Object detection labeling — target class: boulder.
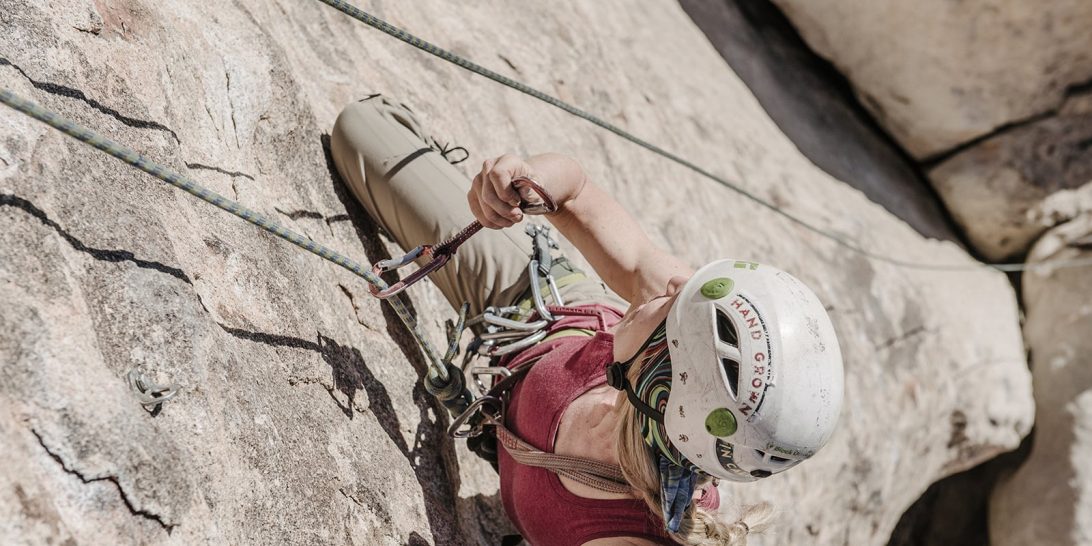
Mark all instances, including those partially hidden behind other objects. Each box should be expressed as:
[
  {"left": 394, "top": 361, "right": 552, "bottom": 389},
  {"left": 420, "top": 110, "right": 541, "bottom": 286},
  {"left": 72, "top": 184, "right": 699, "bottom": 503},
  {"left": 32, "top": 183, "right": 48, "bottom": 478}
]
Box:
[
  {"left": 769, "top": 0, "right": 1092, "bottom": 159},
  {"left": 0, "top": 0, "right": 1031, "bottom": 544},
  {"left": 928, "top": 92, "right": 1092, "bottom": 261},
  {"left": 991, "top": 214, "right": 1092, "bottom": 546}
]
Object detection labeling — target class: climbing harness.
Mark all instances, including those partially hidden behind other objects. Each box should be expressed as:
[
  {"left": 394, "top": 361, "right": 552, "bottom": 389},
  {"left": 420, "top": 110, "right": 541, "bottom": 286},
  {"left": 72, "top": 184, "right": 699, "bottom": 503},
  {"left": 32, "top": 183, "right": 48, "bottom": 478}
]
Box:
[
  {"left": 449, "top": 329, "right": 632, "bottom": 493},
  {"left": 369, "top": 176, "right": 557, "bottom": 299}
]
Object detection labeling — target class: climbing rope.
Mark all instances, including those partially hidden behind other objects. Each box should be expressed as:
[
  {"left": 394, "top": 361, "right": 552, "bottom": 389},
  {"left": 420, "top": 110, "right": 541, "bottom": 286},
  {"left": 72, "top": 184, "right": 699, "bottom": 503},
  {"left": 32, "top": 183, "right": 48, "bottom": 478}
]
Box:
[
  {"left": 0, "top": 89, "right": 455, "bottom": 386},
  {"left": 313, "top": 0, "right": 1092, "bottom": 273}
]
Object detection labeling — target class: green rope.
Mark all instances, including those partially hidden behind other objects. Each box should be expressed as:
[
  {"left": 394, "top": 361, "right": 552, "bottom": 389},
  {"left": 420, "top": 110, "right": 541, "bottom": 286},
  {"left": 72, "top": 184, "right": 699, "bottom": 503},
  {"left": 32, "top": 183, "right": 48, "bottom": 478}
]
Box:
[
  {"left": 314, "top": 0, "right": 1092, "bottom": 274},
  {"left": 0, "top": 88, "right": 450, "bottom": 381}
]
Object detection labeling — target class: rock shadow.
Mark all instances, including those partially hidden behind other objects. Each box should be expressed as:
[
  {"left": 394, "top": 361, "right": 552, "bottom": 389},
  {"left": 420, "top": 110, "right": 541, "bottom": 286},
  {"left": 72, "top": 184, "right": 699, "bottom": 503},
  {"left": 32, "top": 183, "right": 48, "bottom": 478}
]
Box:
[
  {"left": 217, "top": 324, "right": 394, "bottom": 424},
  {"left": 235, "top": 131, "right": 468, "bottom": 544}
]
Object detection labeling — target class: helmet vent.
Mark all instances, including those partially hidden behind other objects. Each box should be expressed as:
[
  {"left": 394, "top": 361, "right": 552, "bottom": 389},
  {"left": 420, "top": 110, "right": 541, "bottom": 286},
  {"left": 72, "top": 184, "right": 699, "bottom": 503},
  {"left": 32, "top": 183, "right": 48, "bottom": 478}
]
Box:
[
  {"left": 716, "top": 309, "right": 741, "bottom": 398},
  {"left": 715, "top": 310, "right": 738, "bottom": 346},
  {"left": 753, "top": 448, "right": 792, "bottom": 465},
  {"left": 721, "top": 358, "right": 739, "bottom": 397}
]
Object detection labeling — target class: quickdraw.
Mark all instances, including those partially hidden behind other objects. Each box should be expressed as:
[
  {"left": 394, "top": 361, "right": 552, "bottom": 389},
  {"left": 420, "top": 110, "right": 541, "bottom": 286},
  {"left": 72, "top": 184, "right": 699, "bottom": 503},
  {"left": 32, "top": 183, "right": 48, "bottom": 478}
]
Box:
[{"left": 368, "top": 177, "right": 557, "bottom": 298}]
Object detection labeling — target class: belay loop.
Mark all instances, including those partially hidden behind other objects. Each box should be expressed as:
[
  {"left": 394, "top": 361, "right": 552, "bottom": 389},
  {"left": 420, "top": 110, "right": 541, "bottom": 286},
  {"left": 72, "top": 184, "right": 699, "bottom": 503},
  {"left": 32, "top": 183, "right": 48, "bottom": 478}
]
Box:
[{"left": 368, "top": 176, "right": 558, "bottom": 299}]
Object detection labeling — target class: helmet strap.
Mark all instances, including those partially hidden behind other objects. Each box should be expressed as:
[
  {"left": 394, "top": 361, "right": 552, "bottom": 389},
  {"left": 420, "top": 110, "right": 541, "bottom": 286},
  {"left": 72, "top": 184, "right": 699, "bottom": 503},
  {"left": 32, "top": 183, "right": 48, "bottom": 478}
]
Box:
[{"left": 606, "top": 361, "right": 664, "bottom": 424}]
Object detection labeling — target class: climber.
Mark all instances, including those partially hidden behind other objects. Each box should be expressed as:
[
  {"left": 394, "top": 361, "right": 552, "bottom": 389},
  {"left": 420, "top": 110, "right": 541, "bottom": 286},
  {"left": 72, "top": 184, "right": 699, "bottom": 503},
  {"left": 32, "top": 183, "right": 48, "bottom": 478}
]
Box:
[{"left": 329, "top": 95, "right": 844, "bottom": 545}]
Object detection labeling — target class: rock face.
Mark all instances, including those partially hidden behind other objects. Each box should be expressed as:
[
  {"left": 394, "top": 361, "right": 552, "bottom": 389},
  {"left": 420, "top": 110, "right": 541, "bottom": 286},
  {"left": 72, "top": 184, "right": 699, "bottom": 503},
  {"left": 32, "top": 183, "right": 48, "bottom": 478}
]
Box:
[
  {"left": 769, "top": 0, "right": 1092, "bottom": 160},
  {"left": 990, "top": 215, "right": 1092, "bottom": 546},
  {"left": 0, "top": 0, "right": 1031, "bottom": 545},
  {"left": 929, "top": 92, "right": 1092, "bottom": 261}
]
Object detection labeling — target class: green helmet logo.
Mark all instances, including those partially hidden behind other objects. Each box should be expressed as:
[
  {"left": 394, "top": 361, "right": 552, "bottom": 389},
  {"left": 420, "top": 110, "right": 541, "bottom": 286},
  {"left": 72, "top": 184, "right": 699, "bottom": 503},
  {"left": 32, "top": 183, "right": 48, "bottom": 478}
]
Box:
[
  {"left": 705, "top": 408, "right": 737, "bottom": 437},
  {"left": 700, "top": 277, "right": 734, "bottom": 300}
]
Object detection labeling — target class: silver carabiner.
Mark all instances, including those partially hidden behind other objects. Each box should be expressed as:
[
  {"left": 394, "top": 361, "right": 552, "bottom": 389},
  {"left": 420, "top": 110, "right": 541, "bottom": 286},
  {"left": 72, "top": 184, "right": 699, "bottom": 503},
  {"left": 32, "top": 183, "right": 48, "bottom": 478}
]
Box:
[
  {"left": 126, "top": 368, "right": 178, "bottom": 408},
  {"left": 448, "top": 395, "right": 502, "bottom": 438},
  {"left": 477, "top": 329, "right": 548, "bottom": 357},
  {"left": 471, "top": 365, "right": 513, "bottom": 394},
  {"left": 480, "top": 312, "right": 549, "bottom": 332}
]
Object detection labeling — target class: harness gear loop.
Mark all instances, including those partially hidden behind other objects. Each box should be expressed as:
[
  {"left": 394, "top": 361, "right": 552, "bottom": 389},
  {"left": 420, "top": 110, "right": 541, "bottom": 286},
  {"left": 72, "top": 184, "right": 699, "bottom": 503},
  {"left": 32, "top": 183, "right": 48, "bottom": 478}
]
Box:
[
  {"left": 465, "top": 226, "right": 568, "bottom": 358},
  {"left": 368, "top": 176, "right": 557, "bottom": 299}
]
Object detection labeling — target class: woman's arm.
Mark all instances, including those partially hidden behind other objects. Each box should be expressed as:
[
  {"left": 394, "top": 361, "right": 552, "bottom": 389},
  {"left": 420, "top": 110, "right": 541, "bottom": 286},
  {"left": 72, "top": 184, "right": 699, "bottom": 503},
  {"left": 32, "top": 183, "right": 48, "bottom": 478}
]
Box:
[{"left": 468, "top": 153, "right": 692, "bottom": 305}]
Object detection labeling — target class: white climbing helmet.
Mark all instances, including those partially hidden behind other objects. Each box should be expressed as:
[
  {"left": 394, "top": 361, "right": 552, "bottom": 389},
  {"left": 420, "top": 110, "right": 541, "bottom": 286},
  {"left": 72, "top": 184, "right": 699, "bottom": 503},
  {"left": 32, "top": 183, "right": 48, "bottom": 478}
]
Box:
[{"left": 662, "top": 259, "right": 844, "bottom": 482}]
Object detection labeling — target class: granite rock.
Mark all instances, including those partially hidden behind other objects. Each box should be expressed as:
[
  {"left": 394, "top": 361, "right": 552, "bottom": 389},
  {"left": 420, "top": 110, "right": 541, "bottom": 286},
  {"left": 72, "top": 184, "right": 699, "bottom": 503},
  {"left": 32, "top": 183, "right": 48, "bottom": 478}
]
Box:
[
  {"left": 0, "top": 0, "right": 1031, "bottom": 544},
  {"left": 928, "top": 92, "right": 1092, "bottom": 261},
  {"left": 770, "top": 0, "right": 1092, "bottom": 159},
  {"left": 991, "top": 214, "right": 1092, "bottom": 546}
]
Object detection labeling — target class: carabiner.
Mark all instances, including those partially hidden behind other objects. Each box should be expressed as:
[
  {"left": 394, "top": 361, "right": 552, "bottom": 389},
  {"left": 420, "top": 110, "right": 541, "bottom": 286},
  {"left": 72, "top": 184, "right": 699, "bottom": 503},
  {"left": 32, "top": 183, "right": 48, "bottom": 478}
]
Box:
[{"left": 448, "top": 395, "right": 503, "bottom": 439}]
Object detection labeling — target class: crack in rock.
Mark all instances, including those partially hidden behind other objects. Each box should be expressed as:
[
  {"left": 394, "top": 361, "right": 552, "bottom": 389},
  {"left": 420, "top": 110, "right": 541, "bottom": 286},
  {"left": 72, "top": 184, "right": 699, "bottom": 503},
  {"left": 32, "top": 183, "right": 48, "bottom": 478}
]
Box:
[
  {"left": 925, "top": 76, "right": 1092, "bottom": 166},
  {"left": 0, "top": 57, "right": 179, "bottom": 143},
  {"left": 876, "top": 325, "right": 929, "bottom": 351},
  {"left": 1, "top": 193, "right": 192, "bottom": 284},
  {"left": 184, "top": 162, "right": 255, "bottom": 181},
  {"left": 223, "top": 68, "right": 240, "bottom": 149},
  {"left": 72, "top": 25, "right": 102, "bottom": 35},
  {"left": 217, "top": 322, "right": 321, "bottom": 352},
  {"left": 30, "top": 428, "right": 176, "bottom": 532},
  {"left": 338, "top": 487, "right": 365, "bottom": 508},
  {"left": 337, "top": 283, "right": 376, "bottom": 331},
  {"left": 497, "top": 54, "right": 521, "bottom": 75},
  {"left": 273, "top": 207, "right": 325, "bottom": 221}
]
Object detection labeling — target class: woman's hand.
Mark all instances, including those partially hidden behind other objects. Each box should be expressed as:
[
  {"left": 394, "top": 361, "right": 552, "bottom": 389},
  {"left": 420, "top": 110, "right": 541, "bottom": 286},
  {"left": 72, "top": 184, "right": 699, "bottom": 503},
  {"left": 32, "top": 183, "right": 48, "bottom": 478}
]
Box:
[
  {"left": 468, "top": 154, "right": 531, "bottom": 229},
  {"left": 467, "top": 153, "right": 586, "bottom": 229}
]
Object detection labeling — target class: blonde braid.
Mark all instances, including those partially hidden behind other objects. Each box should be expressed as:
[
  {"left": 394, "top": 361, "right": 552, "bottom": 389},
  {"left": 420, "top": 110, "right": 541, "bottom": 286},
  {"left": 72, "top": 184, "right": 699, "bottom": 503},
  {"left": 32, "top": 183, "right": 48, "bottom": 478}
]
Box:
[{"left": 614, "top": 364, "right": 774, "bottom": 545}]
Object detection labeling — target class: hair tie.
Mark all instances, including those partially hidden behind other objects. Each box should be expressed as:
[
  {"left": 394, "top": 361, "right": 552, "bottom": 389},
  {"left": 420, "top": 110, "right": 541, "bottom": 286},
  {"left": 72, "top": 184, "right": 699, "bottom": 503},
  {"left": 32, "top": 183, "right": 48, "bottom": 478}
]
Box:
[
  {"left": 733, "top": 521, "right": 750, "bottom": 534},
  {"left": 696, "top": 482, "right": 720, "bottom": 510}
]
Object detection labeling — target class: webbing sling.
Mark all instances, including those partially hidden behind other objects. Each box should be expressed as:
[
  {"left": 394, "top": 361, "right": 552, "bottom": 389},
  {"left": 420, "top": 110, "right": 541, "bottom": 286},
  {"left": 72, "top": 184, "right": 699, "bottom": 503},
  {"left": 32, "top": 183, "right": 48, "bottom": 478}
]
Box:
[{"left": 477, "top": 348, "right": 632, "bottom": 495}]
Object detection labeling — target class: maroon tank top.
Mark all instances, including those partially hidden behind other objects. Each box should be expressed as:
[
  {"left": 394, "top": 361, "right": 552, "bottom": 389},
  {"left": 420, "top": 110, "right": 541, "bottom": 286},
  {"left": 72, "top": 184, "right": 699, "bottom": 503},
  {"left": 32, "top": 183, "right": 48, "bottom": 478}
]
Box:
[{"left": 498, "top": 304, "right": 673, "bottom": 545}]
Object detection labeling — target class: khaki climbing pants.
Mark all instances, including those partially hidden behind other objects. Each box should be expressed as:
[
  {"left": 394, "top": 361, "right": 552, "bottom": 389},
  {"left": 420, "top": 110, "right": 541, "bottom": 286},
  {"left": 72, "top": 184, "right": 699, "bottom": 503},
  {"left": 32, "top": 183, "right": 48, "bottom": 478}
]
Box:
[{"left": 330, "top": 96, "right": 626, "bottom": 317}]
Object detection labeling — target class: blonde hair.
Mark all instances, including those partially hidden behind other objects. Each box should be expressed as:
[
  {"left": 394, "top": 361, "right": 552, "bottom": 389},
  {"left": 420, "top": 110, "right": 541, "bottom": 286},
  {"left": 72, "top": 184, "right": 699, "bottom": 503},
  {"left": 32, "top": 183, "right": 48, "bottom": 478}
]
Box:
[{"left": 614, "top": 364, "right": 775, "bottom": 545}]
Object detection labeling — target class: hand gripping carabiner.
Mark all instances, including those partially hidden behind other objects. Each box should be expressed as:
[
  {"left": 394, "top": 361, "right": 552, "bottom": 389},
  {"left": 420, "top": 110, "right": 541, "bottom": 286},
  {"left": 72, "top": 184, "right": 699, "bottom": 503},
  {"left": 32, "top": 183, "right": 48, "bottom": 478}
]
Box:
[{"left": 369, "top": 177, "right": 557, "bottom": 299}]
